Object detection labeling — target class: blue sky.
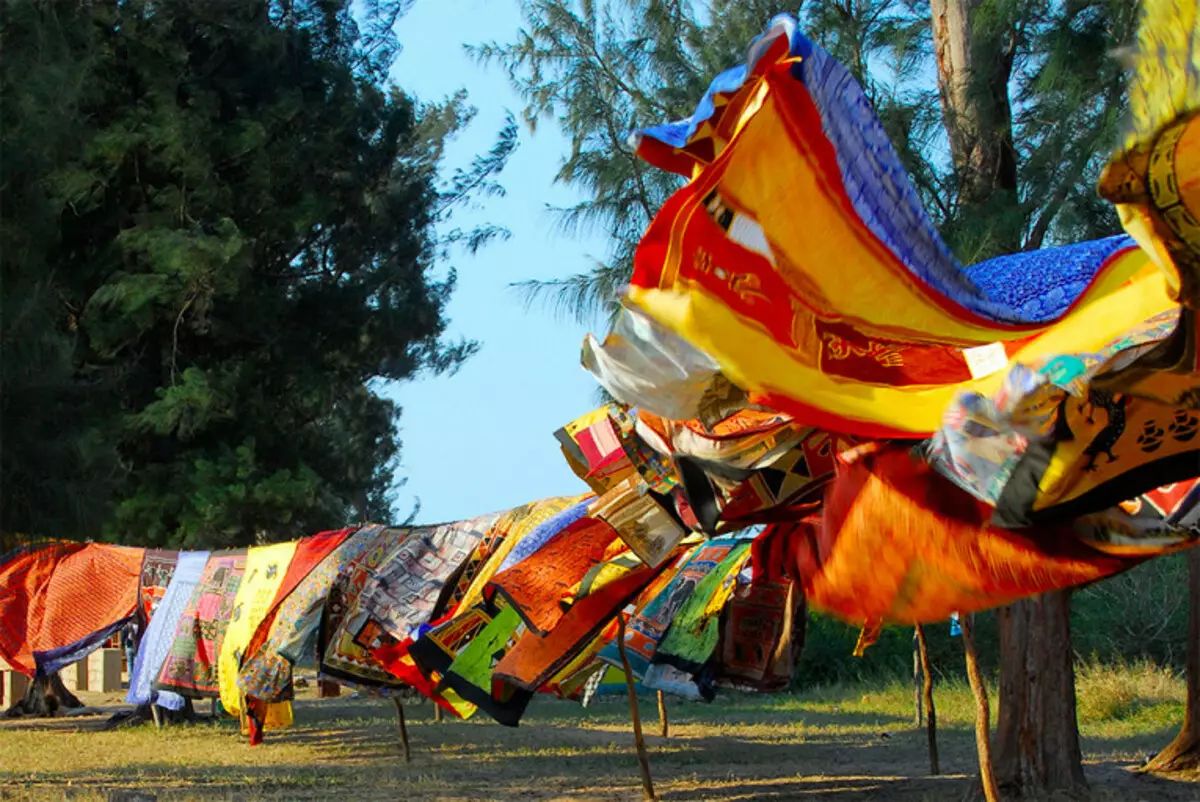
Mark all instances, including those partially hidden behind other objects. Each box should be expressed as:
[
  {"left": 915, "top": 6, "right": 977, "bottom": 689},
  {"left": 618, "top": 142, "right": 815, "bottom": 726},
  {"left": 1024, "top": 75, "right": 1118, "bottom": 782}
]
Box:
[{"left": 381, "top": 0, "right": 611, "bottom": 524}]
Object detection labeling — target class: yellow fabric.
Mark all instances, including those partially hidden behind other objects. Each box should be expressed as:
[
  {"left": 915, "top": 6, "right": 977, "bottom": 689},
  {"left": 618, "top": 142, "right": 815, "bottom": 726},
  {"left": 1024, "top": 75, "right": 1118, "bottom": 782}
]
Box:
[
  {"left": 629, "top": 258, "right": 1174, "bottom": 436},
  {"left": 218, "top": 541, "right": 297, "bottom": 718}
]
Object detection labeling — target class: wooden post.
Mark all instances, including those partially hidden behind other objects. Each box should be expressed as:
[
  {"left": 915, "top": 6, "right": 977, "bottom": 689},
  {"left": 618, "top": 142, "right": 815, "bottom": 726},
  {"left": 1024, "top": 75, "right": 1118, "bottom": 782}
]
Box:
[
  {"left": 150, "top": 703, "right": 163, "bottom": 730},
  {"left": 656, "top": 690, "right": 669, "bottom": 738},
  {"left": 915, "top": 625, "right": 939, "bottom": 775},
  {"left": 912, "top": 629, "right": 923, "bottom": 727},
  {"left": 434, "top": 704, "right": 443, "bottom": 723},
  {"left": 393, "top": 697, "right": 411, "bottom": 763},
  {"left": 961, "top": 613, "right": 999, "bottom": 802},
  {"left": 616, "top": 614, "right": 656, "bottom": 801}
]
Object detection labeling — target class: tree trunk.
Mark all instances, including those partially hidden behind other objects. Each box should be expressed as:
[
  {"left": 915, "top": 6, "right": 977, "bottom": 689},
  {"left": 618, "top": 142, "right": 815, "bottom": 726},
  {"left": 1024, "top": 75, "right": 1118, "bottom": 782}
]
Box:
[
  {"left": 4, "top": 672, "right": 83, "bottom": 718},
  {"left": 1143, "top": 548, "right": 1200, "bottom": 772},
  {"left": 928, "top": 0, "right": 1021, "bottom": 254},
  {"left": 995, "top": 591, "right": 1087, "bottom": 797}
]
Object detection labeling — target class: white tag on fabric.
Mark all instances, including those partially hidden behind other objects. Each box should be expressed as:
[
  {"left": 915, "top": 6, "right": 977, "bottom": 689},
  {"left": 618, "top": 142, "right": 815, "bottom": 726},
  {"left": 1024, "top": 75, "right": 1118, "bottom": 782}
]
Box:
[{"left": 962, "top": 342, "right": 1009, "bottom": 379}]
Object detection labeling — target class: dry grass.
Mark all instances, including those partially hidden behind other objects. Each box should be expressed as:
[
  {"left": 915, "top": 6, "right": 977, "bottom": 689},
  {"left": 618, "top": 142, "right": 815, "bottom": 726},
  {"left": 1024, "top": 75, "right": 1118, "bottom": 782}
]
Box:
[{"left": 0, "top": 668, "right": 1196, "bottom": 801}]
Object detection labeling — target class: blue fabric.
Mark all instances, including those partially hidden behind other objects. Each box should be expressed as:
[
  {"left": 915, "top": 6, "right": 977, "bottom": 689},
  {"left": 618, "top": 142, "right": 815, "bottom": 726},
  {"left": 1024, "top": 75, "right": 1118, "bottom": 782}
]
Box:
[
  {"left": 634, "top": 14, "right": 1137, "bottom": 326},
  {"left": 36, "top": 618, "right": 132, "bottom": 678},
  {"left": 127, "top": 550, "right": 209, "bottom": 709},
  {"left": 496, "top": 499, "right": 592, "bottom": 574}
]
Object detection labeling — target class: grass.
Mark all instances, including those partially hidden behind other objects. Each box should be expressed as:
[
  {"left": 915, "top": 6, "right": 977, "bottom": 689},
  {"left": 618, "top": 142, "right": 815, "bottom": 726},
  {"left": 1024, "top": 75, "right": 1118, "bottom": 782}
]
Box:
[{"left": 0, "top": 664, "right": 1195, "bottom": 801}]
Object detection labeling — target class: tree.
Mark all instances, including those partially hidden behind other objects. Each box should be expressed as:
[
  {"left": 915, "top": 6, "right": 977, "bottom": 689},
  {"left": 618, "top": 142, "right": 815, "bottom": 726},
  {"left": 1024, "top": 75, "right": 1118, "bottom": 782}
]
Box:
[
  {"left": 1143, "top": 548, "right": 1200, "bottom": 772},
  {"left": 483, "top": 1, "right": 1142, "bottom": 797},
  {"left": 1, "top": 0, "right": 515, "bottom": 549}
]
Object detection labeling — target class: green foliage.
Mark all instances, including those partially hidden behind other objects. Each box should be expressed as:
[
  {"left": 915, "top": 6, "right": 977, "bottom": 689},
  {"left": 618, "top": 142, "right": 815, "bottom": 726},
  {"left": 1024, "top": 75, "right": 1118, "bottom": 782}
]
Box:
[
  {"left": 482, "top": 0, "right": 1137, "bottom": 321},
  {"left": 1, "top": 0, "right": 513, "bottom": 547}
]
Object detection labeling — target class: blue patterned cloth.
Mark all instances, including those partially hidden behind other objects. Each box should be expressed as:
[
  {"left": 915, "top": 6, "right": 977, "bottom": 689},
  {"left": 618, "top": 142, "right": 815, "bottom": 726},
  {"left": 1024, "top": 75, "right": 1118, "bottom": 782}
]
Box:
[{"left": 127, "top": 550, "right": 209, "bottom": 710}]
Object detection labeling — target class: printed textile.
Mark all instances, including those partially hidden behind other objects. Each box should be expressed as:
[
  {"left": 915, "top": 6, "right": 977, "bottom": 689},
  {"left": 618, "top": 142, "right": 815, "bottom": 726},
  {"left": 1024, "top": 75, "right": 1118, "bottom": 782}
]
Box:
[
  {"left": 791, "top": 446, "right": 1170, "bottom": 628},
  {"left": 236, "top": 528, "right": 352, "bottom": 696},
  {"left": 588, "top": 476, "right": 688, "bottom": 568},
  {"left": 436, "top": 600, "right": 533, "bottom": 727},
  {"left": 622, "top": 14, "right": 1171, "bottom": 437},
  {"left": 31, "top": 544, "right": 145, "bottom": 676},
  {"left": 318, "top": 526, "right": 418, "bottom": 689},
  {"left": 598, "top": 541, "right": 739, "bottom": 678},
  {"left": 493, "top": 555, "right": 665, "bottom": 695},
  {"left": 128, "top": 551, "right": 209, "bottom": 708},
  {"left": 716, "top": 578, "right": 803, "bottom": 692},
  {"left": 497, "top": 498, "right": 593, "bottom": 573},
  {"left": 139, "top": 550, "right": 179, "bottom": 623},
  {"left": 155, "top": 551, "right": 247, "bottom": 698},
  {"left": 218, "top": 541, "right": 298, "bottom": 717},
  {"left": 356, "top": 514, "right": 499, "bottom": 643},
  {"left": 0, "top": 542, "right": 85, "bottom": 675},
  {"left": 652, "top": 541, "right": 752, "bottom": 676},
  {"left": 238, "top": 526, "right": 381, "bottom": 702},
  {"left": 486, "top": 517, "right": 625, "bottom": 635}
]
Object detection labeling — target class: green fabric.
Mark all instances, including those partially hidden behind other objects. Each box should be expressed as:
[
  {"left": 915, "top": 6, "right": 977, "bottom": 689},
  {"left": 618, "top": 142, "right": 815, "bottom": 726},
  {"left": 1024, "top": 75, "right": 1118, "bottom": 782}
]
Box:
[{"left": 654, "top": 542, "right": 751, "bottom": 674}]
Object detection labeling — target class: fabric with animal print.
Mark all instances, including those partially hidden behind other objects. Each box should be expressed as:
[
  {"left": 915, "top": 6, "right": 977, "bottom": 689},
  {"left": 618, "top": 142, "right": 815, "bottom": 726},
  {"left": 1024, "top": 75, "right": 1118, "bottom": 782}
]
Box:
[{"left": 217, "top": 541, "right": 297, "bottom": 721}]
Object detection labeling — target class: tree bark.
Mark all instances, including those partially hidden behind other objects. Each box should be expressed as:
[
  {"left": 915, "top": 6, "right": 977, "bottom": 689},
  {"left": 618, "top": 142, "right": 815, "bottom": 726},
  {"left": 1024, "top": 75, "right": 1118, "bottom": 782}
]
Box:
[
  {"left": 916, "top": 625, "right": 939, "bottom": 775},
  {"left": 995, "top": 592, "right": 1087, "bottom": 797},
  {"left": 4, "top": 672, "right": 83, "bottom": 718},
  {"left": 1143, "top": 548, "right": 1200, "bottom": 772},
  {"left": 928, "top": 0, "right": 1021, "bottom": 254},
  {"left": 962, "top": 613, "right": 1000, "bottom": 802}
]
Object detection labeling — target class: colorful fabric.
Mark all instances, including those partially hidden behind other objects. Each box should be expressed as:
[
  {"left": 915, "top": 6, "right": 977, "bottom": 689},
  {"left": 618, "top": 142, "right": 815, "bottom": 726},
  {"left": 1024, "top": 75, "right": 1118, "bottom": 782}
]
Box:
[
  {"left": 925, "top": 308, "right": 1180, "bottom": 510},
  {"left": 493, "top": 558, "right": 663, "bottom": 695},
  {"left": 436, "top": 600, "right": 533, "bottom": 727},
  {"left": 716, "top": 578, "right": 803, "bottom": 692},
  {"left": 356, "top": 515, "right": 498, "bottom": 643},
  {"left": 623, "top": 14, "right": 1171, "bottom": 437},
  {"left": 128, "top": 551, "right": 209, "bottom": 708},
  {"left": 598, "top": 540, "right": 738, "bottom": 678},
  {"left": 236, "top": 528, "right": 352, "bottom": 697},
  {"left": 155, "top": 551, "right": 247, "bottom": 698},
  {"left": 497, "top": 498, "right": 593, "bottom": 573},
  {"left": 486, "top": 517, "right": 624, "bottom": 635},
  {"left": 0, "top": 542, "right": 85, "bottom": 675},
  {"left": 319, "top": 526, "right": 416, "bottom": 689},
  {"left": 791, "top": 446, "right": 1174, "bottom": 627},
  {"left": 652, "top": 541, "right": 752, "bottom": 676},
  {"left": 218, "top": 541, "right": 298, "bottom": 717},
  {"left": 588, "top": 476, "right": 688, "bottom": 567},
  {"left": 31, "top": 544, "right": 145, "bottom": 677},
  {"left": 238, "top": 525, "right": 381, "bottom": 702},
  {"left": 139, "top": 550, "right": 179, "bottom": 623}
]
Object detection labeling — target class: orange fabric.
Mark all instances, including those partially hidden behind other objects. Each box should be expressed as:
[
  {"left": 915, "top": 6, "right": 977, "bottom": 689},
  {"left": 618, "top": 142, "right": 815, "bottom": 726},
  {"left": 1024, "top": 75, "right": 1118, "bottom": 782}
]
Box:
[
  {"left": 29, "top": 544, "right": 144, "bottom": 666},
  {"left": 784, "top": 447, "right": 1137, "bottom": 627},
  {"left": 0, "top": 543, "right": 85, "bottom": 675}
]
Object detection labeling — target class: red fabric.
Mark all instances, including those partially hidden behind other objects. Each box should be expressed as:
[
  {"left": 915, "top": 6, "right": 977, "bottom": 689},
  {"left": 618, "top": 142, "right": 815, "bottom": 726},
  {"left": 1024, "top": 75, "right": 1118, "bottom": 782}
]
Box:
[
  {"left": 241, "top": 528, "right": 351, "bottom": 671},
  {"left": 775, "top": 446, "right": 1136, "bottom": 626},
  {"left": 0, "top": 543, "right": 85, "bottom": 675},
  {"left": 485, "top": 517, "right": 623, "bottom": 635},
  {"left": 28, "top": 544, "right": 143, "bottom": 670}
]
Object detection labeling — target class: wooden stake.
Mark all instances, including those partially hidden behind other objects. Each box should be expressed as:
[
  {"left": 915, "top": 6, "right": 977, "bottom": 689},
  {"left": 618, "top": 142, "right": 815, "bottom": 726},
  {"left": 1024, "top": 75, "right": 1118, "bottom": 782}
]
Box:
[
  {"left": 434, "top": 704, "right": 444, "bottom": 723},
  {"left": 150, "top": 703, "right": 163, "bottom": 730},
  {"left": 393, "top": 697, "right": 411, "bottom": 763},
  {"left": 915, "top": 624, "right": 939, "bottom": 775},
  {"left": 656, "top": 690, "right": 669, "bottom": 738},
  {"left": 617, "top": 615, "right": 656, "bottom": 800},
  {"left": 961, "top": 613, "right": 999, "bottom": 802},
  {"left": 912, "top": 629, "right": 923, "bottom": 727}
]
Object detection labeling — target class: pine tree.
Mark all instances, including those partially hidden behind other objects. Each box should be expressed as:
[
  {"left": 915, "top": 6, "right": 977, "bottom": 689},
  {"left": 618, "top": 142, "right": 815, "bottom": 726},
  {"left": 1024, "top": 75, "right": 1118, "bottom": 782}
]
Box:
[{"left": 0, "top": 0, "right": 515, "bottom": 548}]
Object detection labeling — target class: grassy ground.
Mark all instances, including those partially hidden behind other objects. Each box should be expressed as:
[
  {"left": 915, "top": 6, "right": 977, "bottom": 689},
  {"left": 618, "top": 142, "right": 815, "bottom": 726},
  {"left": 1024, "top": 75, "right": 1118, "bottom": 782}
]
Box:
[{"left": 0, "top": 662, "right": 1197, "bottom": 801}]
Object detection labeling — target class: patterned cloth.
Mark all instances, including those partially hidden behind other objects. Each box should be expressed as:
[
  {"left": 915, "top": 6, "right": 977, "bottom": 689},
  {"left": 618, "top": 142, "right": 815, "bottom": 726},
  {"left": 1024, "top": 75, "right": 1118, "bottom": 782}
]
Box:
[
  {"left": 598, "top": 541, "right": 738, "bottom": 679},
  {"left": 238, "top": 526, "right": 381, "bottom": 702},
  {"left": 716, "top": 578, "right": 803, "bottom": 692},
  {"left": 139, "top": 550, "right": 179, "bottom": 623},
  {"left": 218, "top": 541, "right": 298, "bottom": 717},
  {"left": 0, "top": 542, "right": 85, "bottom": 675},
  {"left": 31, "top": 544, "right": 145, "bottom": 677},
  {"left": 155, "top": 552, "right": 247, "bottom": 698},
  {"left": 128, "top": 551, "right": 209, "bottom": 708},
  {"left": 622, "top": 14, "right": 1170, "bottom": 437}
]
